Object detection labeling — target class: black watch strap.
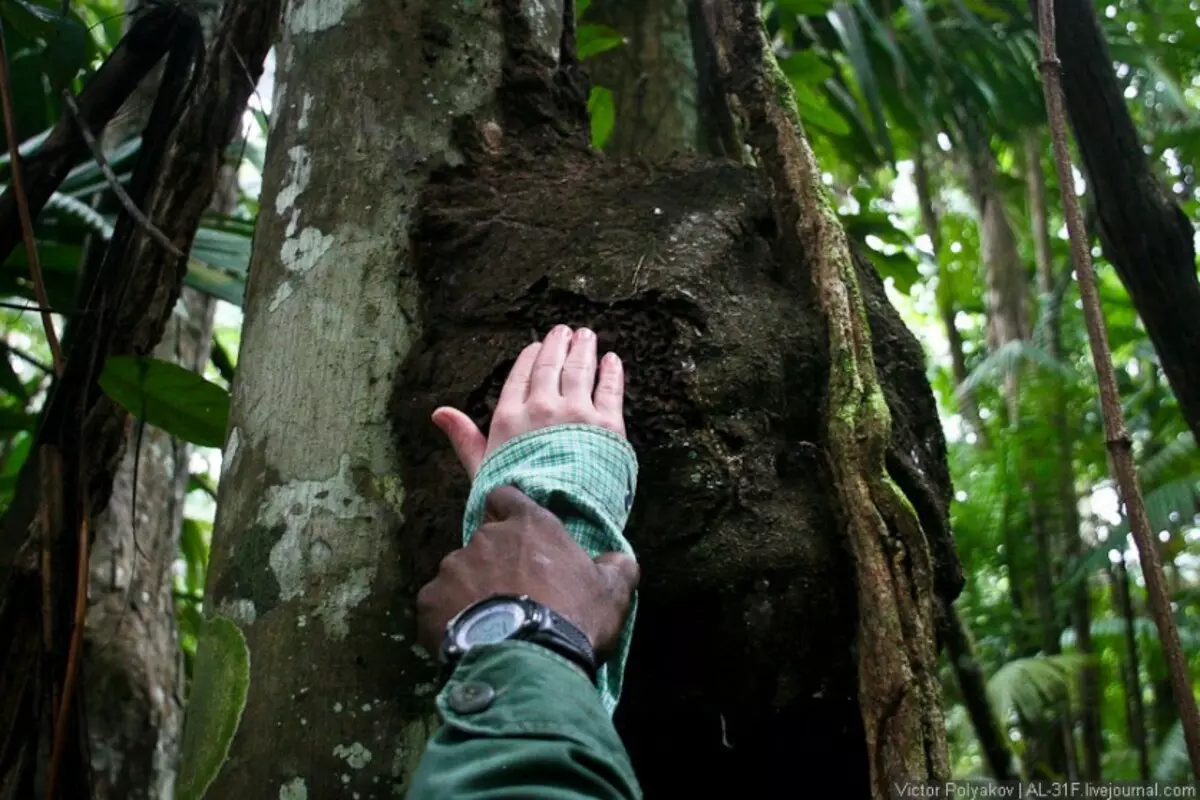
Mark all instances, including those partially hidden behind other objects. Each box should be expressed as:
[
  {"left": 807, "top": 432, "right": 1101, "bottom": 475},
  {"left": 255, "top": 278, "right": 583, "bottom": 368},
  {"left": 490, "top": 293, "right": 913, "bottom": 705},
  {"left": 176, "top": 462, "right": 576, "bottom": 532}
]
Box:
[{"left": 525, "top": 608, "right": 598, "bottom": 682}]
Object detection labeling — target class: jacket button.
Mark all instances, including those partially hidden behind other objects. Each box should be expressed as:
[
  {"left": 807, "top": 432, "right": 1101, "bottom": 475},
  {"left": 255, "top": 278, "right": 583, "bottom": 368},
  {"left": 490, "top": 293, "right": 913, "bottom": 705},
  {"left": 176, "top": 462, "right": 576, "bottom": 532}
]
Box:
[{"left": 446, "top": 681, "right": 495, "bottom": 714}]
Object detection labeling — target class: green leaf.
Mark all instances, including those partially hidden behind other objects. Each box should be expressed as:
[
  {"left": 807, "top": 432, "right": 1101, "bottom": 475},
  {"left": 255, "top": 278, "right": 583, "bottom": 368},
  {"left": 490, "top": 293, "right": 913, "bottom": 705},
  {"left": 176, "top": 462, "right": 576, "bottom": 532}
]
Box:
[
  {"left": 177, "top": 616, "right": 251, "bottom": 800},
  {"left": 790, "top": 79, "right": 851, "bottom": 135},
  {"left": 188, "top": 472, "right": 219, "bottom": 499},
  {"left": 576, "top": 24, "right": 625, "bottom": 60},
  {"left": 777, "top": 0, "right": 837, "bottom": 15},
  {"left": 865, "top": 247, "right": 919, "bottom": 293},
  {"left": 98, "top": 356, "right": 231, "bottom": 448},
  {"left": 899, "top": 0, "right": 939, "bottom": 62},
  {"left": 827, "top": 3, "right": 893, "bottom": 161},
  {"left": 988, "top": 654, "right": 1086, "bottom": 723},
  {"left": 180, "top": 518, "right": 211, "bottom": 596},
  {"left": 0, "top": 0, "right": 59, "bottom": 40},
  {"left": 588, "top": 86, "right": 615, "bottom": 151},
  {"left": 45, "top": 191, "right": 113, "bottom": 237},
  {"left": 0, "top": 344, "right": 27, "bottom": 399},
  {"left": 40, "top": 15, "right": 89, "bottom": 92},
  {"left": 779, "top": 50, "right": 834, "bottom": 85},
  {"left": 0, "top": 406, "right": 37, "bottom": 433}
]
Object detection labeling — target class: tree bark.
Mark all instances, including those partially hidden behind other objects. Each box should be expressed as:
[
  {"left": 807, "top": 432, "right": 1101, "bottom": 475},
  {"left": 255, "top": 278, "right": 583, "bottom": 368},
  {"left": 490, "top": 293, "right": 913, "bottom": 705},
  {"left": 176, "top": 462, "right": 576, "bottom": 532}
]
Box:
[
  {"left": 586, "top": 0, "right": 700, "bottom": 158},
  {"left": 200, "top": 1, "right": 960, "bottom": 796},
  {"left": 81, "top": 6, "right": 229, "bottom": 794},
  {"left": 943, "top": 606, "right": 1019, "bottom": 781},
  {"left": 1046, "top": 0, "right": 1200, "bottom": 443},
  {"left": 1025, "top": 129, "right": 1103, "bottom": 781},
  {"left": 962, "top": 121, "right": 1075, "bottom": 780},
  {"left": 912, "top": 141, "right": 983, "bottom": 437},
  {"left": 0, "top": 0, "right": 271, "bottom": 793}
]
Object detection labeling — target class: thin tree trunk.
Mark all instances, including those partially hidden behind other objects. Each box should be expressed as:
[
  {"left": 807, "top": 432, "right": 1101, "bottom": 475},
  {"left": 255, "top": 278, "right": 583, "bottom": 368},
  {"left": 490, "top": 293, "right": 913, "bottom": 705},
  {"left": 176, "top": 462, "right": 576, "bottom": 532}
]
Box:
[
  {"left": 1042, "top": 0, "right": 1200, "bottom": 443},
  {"left": 944, "top": 606, "right": 1020, "bottom": 780},
  {"left": 1036, "top": 0, "right": 1200, "bottom": 772},
  {"left": 1024, "top": 128, "right": 1103, "bottom": 780},
  {"left": 1110, "top": 560, "right": 1151, "bottom": 779},
  {"left": 912, "top": 142, "right": 983, "bottom": 437},
  {"left": 81, "top": 6, "right": 230, "bottom": 793},
  {"left": 961, "top": 120, "right": 1075, "bottom": 780}
]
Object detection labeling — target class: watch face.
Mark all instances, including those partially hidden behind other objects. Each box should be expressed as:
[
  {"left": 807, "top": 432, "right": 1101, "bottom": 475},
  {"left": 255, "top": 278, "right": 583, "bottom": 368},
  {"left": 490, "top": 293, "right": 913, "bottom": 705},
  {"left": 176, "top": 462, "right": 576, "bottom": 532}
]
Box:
[{"left": 455, "top": 601, "right": 527, "bottom": 650}]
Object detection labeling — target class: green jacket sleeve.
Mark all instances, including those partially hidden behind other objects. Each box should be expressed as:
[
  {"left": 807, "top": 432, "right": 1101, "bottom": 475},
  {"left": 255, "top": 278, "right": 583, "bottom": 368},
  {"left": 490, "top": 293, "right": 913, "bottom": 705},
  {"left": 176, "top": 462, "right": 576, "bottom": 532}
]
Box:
[
  {"left": 407, "top": 641, "right": 642, "bottom": 799},
  {"left": 460, "top": 424, "right": 639, "bottom": 715}
]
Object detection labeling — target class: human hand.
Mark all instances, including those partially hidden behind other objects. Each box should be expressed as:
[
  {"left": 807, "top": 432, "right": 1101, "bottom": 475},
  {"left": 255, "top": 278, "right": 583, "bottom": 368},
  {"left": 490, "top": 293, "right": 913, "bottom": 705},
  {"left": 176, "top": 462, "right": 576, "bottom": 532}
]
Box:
[
  {"left": 416, "top": 485, "right": 640, "bottom": 660},
  {"left": 432, "top": 325, "right": 626, "bottom": 480}
]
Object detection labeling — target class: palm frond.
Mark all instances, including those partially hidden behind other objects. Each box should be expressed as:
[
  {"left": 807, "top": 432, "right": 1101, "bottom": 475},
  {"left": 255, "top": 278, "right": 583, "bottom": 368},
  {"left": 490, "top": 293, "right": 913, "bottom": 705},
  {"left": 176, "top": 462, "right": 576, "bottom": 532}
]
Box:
[
  {"left": 43, "top": 191, "right": 113, "bottom": 238},
  {"left": 957, "top": 339, "right": 1071, "bottom": 399},
  {"left": 1153, "top": 720, "right": 1188, "bottom": 781},
  {"left": 987, "top": 653, "right": 1087, "bottom": 724}
]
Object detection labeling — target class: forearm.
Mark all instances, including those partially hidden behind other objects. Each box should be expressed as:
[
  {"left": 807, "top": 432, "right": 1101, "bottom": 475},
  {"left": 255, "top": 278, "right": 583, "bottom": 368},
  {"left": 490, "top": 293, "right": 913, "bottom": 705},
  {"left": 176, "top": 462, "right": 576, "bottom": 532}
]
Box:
[
  {"left": 407, "top": 641, "right": 641, "bottom": 799},
  {"left": 461, "top": 424, "right": 639, "bottom": 714}
]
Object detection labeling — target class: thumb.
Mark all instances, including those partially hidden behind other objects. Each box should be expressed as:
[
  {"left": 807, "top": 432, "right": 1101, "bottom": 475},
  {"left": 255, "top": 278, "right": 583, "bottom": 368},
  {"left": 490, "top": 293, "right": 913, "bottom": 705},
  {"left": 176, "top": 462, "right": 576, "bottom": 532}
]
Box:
[
  {"left": 431, "top": 407, "right": 487, "bottom": 479},
  {"left": 483, "top": 485, "right": 539, "bottom": 522},
  {"left": 593, "top": 551, "right": 640, "bottom": 600}
]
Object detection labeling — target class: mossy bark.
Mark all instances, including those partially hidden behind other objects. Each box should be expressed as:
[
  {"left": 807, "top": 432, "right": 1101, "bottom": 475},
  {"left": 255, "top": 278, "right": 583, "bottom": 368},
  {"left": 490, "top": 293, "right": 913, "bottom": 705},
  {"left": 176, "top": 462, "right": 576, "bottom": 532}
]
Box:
[{"left": 701, "top": 3, "right": 952, "bottom": 795}]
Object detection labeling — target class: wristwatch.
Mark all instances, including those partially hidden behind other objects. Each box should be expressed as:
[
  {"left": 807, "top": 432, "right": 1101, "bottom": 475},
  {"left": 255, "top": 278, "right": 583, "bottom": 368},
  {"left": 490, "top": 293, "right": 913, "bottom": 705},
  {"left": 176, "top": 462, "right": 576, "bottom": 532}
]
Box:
[{"left": 440, "top": 594, "right": 598, "bottom": 682}]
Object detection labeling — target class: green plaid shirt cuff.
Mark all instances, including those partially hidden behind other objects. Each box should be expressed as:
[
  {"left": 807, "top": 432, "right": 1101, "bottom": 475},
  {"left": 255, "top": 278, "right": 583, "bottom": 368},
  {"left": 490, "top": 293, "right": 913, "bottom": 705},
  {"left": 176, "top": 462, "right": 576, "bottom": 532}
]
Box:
[{"left": 462, "top": 424, "right": 639, "bottom": 716}]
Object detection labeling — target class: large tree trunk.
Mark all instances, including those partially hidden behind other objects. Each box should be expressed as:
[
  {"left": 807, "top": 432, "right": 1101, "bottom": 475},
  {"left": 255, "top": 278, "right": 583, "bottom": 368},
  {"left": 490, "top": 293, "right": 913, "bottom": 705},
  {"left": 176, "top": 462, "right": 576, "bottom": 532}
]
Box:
[
  {"left": 200, "top": 1, "right": 960, "bottom": 796},
  {"left": 1047, "top": 0, "right": 1200, "bottom": 443}
]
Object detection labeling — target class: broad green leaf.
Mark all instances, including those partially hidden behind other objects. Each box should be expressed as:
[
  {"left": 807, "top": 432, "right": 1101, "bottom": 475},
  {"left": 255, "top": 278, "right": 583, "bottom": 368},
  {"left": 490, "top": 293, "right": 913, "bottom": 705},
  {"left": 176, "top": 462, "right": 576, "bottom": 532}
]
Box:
[
  {"left": 779, "top": 50, "right": 834, "bottom": 85},
  {"left": 177, "top": 616, "right": 250, "bottom": 800},
  {"left": 777, "top": 0, "right": 836, "bottom": 15},
  {"left": 60, "top": 135, "right": 140, "bottom": 192},
  {"left": 864, "top": 247, "right": 919, "bottom": 293},
  {"left": 186, "top": 225, "right": 253, "bottom": 305},
  {"left": 827, "top": 4, "right": 892, "bottom": 161},
  {"left": 0, "top": 0, "right": 59, "bottom": 40},
  {"left": 40, "top": 15, "right": 89, "bottom": 92},
  {"left": 576, "top": 23, "right": 624, "bottom": 60},
  {"left": 98, "top": 356, "right": 231, "bottom": 448},
  {"left": 588, "top": 86, "right": 615, "bottom": 151},
  {"left": 790, "top": 80, "right": 851, "bottom": 135}
]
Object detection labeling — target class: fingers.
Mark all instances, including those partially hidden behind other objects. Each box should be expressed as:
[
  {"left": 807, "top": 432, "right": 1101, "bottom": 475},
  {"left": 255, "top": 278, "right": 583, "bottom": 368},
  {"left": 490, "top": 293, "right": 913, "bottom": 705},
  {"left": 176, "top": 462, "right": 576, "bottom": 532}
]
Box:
[
  {"left": 529, "top": 325, "right": 572, "bottom": 400},
  {"left": 593, "top": 352, "right": 625, "bottom": 421},
  {"left": 560, "top": 328, "right": 597, "bottom": 402},
  {"left": 496, "top": 342, "right": 542, "bottom": 410},
  {"left": 593, "top": 551, "right": 640, "bottom": 599},
  {"left": 483, "top": 485, "right": 538, "bottom": 523},
  {"left": 431, "top": 407, "right": 487, "bottom": 479}
]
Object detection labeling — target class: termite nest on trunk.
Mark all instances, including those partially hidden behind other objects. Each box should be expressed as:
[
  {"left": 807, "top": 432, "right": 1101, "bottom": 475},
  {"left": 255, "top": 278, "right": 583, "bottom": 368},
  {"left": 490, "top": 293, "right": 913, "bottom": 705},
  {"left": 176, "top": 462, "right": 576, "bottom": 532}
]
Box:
[{"left": 390, "top": 142, "right": 960, "bottom": 795}]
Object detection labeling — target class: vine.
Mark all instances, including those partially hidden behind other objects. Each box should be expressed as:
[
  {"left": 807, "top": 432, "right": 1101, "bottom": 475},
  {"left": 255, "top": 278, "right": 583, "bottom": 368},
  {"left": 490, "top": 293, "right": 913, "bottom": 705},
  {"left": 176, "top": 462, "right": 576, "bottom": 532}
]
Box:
[{"left": 702, "top": 2, "right": 948, "bottom": 795}]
